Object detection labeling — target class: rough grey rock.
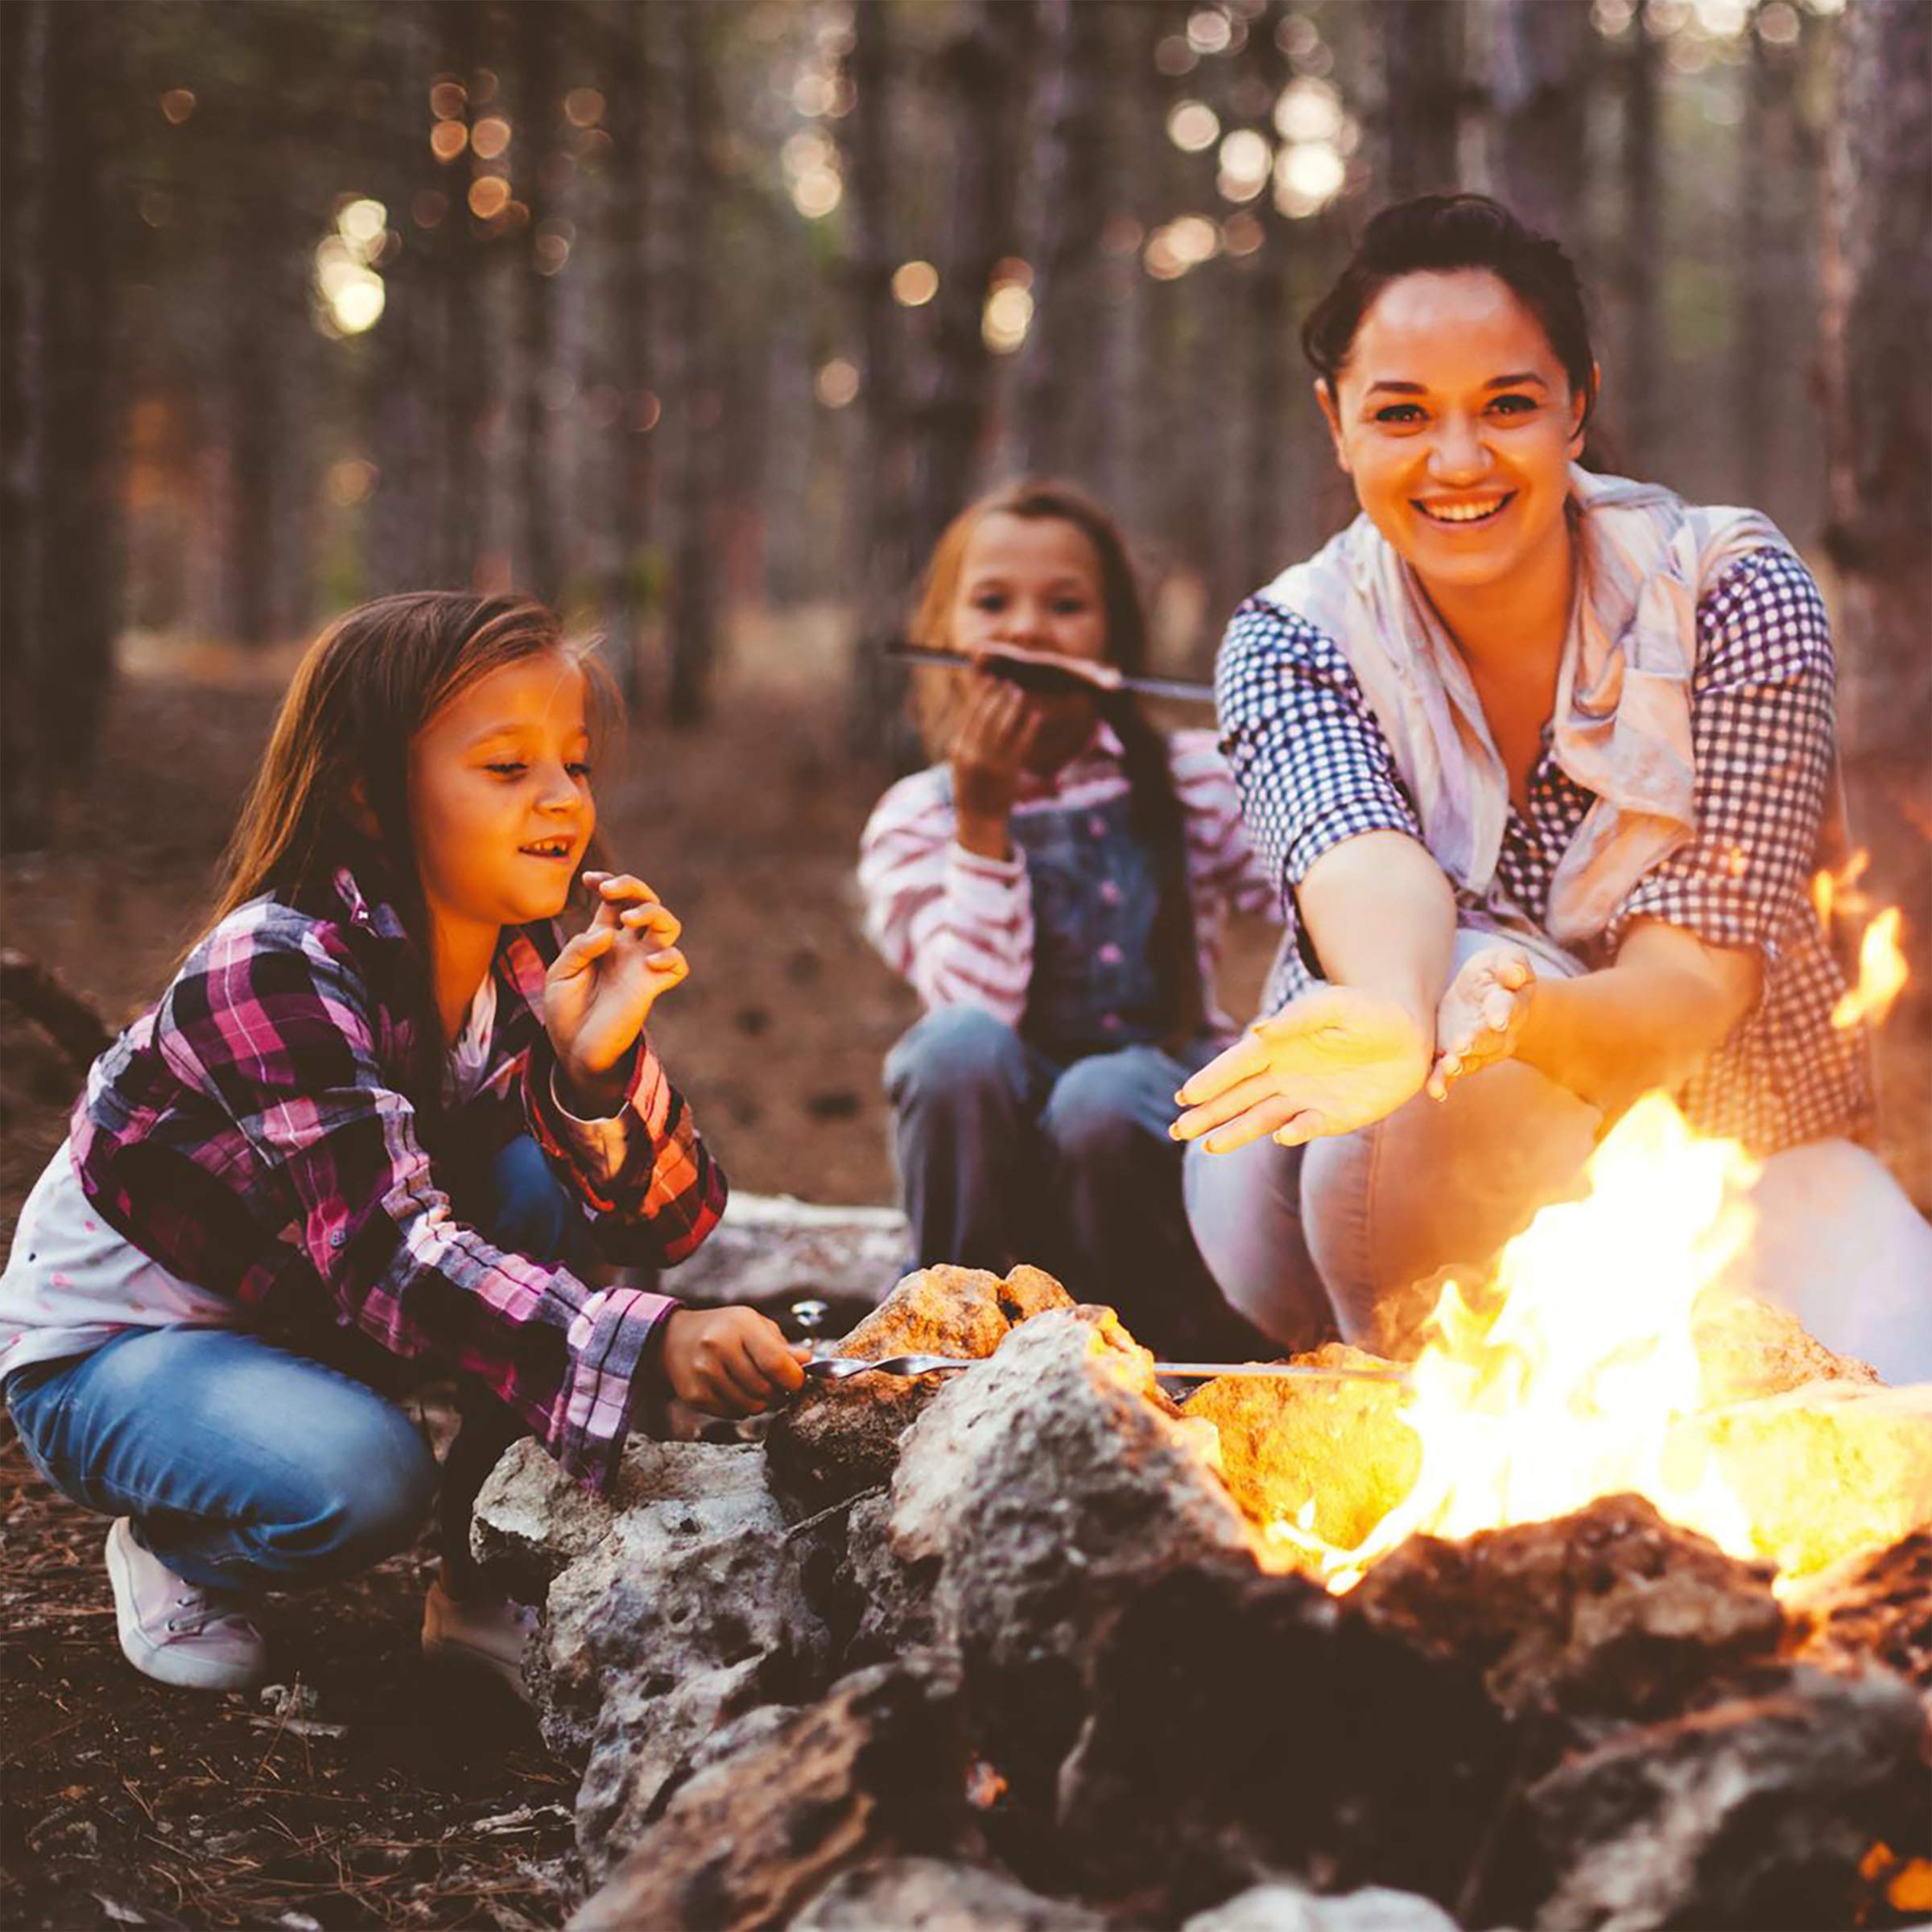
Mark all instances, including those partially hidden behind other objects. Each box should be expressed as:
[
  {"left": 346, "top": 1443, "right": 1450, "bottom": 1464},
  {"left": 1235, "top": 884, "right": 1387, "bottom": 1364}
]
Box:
[
  {"left": 655, "top": 1191, "right": 909, "bottom": 1309},
  {"left": 886, "top": 1307, "right": 1265, "bottom": 1802},
  {"left": 568, "top": 1655, "right": 976, "bottom": 1932},
  {"left": 1527, "top": 1664, "right": 1927, "bottom": 1932},
  {"left": 1183, "top": 1884, "right": 1463, "bottom": 1932},
  {"left": 1788, "top": 1529, "right": 1932, "bottom": 1688},
  {"left": 469, "top": 1434, "right": 769, "bottom": 1601},
  {"left": 535, "top": 1464, "right": 826, "bottom": 1764},
  {"left": 790, "top": 1856, "right": 1106, "bottom": 1930},
  {"left": 574, "top": 1656, "right": 773, "bottom": 1886},
  {"left": 842, "top": 1488, "right": 941, "bottom": 1666},
  {"left": 766, "top": 1264, "right": 1075, "bottom": 1515}
]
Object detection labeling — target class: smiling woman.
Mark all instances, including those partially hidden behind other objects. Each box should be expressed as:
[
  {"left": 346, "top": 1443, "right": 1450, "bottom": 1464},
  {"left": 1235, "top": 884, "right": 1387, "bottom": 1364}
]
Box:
[{"left": 1179, "top": 194, "right": 1930, "bottom": 1383}]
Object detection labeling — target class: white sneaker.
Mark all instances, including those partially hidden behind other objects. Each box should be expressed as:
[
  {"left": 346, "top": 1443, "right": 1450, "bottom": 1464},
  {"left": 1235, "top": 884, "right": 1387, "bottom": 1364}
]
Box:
[
  {"left": 421, "top": 1576, "right": 539, "bottom": 1703},
  {"left": 104, "top": 1518, "right": 268, "bottom": 1692}
]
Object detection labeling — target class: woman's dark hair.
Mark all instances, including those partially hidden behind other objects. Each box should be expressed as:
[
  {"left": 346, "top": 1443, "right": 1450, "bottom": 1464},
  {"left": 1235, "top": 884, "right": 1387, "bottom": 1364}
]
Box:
[
  {"left": 1302, "top": 194, "right": 1599, "bottom": 429},
  {"left": 909, "top": 479, "right": 1203, "bottom": 1044}
]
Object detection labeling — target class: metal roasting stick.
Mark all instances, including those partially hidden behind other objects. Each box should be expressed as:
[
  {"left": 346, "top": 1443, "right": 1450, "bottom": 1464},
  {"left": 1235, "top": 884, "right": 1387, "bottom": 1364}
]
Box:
[
  {"left": 802, "top": 1354, "right": 1410, "bottom": 1386},
  {"left": 883, "top": 642, "right": 1215, "bottom": 705}
]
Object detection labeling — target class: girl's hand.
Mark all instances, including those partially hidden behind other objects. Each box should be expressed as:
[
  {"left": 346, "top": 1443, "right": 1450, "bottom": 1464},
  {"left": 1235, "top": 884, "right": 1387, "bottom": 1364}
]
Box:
[
  {"left": 1171, "top": 985, "right": 1432, "bottom": 1154},
  {"left": 660, "top": 1307, "right": 810, "bottom": 1415},
  {"left": 1427, "top": 944, "right": 1534, "bottom": 1101},
  {"left": 948, "top": 671, "right": 1045, "bottom": 837},
  {"left": 546, "top": 871, "right": 687, "bottom": 1116}
]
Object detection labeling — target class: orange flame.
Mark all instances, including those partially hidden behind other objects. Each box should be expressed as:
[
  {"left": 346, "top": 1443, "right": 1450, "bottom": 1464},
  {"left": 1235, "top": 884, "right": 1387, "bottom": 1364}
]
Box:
[
  {"left": 1831, "top": 906, "right": 1908, "bottom": 1031},
  {"left": 1269, "top": 1096, "right": 1766, "bottom": 1593}
]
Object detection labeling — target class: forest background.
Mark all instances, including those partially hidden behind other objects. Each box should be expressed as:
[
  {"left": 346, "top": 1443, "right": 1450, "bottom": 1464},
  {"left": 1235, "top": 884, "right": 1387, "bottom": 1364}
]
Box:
[
  {"left": 6, "top": 0, "right": 1928, "bottom": 1217},
  {"left": 0, "top": 3, "right": 1928, "bottom": 1925}
]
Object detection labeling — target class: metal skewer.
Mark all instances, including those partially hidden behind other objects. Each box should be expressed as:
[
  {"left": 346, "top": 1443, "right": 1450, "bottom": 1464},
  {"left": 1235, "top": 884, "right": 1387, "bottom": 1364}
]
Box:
[
  {"left": 884, "top": 642, "right": 1214, "bottom": 705},
  {"left": 801, "top": 1353, "right": 1409, "bottom": 1386}
]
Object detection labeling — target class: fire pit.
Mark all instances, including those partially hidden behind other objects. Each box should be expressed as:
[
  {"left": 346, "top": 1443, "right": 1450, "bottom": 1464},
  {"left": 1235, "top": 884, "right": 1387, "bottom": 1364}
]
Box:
[{"left": 473, "top": 1096, "right": 1932, "bottom": 1932}]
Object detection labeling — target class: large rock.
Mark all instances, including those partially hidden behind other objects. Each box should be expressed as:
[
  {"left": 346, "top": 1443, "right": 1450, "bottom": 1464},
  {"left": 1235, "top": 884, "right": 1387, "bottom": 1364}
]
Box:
[
  {"left": 791, "top": 1856, "right": 1105, "bottom": 1930},
  {"left": 568, "top": 1656, "right": 976, "bottom": 1932},
  {"left": 1183, "top": 1343, "right": 1420, "bottom": 1553},
  {"left": 1348, "top": 1493, "right": 1786, "bottom": 1732},
  {"left": 884, "top": 1308, "right": 1271, "bottom": 1817},
  {"left": 1690, "top": 1293, "right": 1880, "bottom": 1404},
  {"left": 1183, "top": 1884, "right": 1462, "bottom": 1932},
  {"left": 469, "top": 1435, "right": 769, "bottom": 1603},
  {"left": 1526, "top": 1665, "right": 1928, "bottom": 1932},
  {"left": 1055, "top": 1558, "right": 1507, "bottom": 1913},
  {"left": 766, "top": 1264, "right": 1075, "bottom": 1515},
  {"left": 1688, "top": 1379, "right": 1932, "bottom": 1579}
]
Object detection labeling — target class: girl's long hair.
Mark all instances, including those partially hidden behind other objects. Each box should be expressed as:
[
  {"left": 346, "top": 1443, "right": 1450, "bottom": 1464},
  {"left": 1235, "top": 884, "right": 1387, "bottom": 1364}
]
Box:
[
  {"left": 908, "top": 480, "right": 1203, "bottom": 1043},
  {"left": 206, "top": 591, "right": 605, "bottom": 1113}
]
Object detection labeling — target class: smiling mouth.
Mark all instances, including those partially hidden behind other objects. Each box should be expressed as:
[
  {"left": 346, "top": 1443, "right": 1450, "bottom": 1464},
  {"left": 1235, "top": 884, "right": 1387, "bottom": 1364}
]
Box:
[
  {"left": 1414, "top": 493, "right": 1515, "bottom": 527},
  {"left": 519, "top": 840, "right": 576, "bottom": 860}
]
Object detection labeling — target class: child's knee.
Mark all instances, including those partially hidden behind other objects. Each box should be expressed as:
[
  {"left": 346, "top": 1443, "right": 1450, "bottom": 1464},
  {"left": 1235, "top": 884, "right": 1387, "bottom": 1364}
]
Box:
[
  {"left": 886, "top": 1007, "right": 1030, "bottom": 1111},
  {"left": 1040, "top": 1058, "right": 1146, "bottom": 1170},
  {"left": 263, "top": 1407, "right": 439, "bottom": 1578}
]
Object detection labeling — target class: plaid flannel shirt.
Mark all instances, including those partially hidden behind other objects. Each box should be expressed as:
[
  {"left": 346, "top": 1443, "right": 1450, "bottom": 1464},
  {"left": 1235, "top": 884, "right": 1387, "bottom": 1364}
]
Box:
[{"left": 66, "top": 863, "right": 725, "bottom": 1490}]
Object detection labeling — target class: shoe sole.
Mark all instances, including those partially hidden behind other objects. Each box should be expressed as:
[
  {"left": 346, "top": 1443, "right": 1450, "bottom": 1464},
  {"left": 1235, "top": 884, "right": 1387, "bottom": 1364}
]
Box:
[{"left": 105, "top": 1522, "right": 268, "bottom": 1693}]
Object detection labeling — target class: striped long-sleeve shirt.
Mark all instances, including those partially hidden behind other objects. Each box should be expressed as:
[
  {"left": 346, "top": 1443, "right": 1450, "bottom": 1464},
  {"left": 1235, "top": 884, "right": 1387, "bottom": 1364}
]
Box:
[
  {"left": 857, "top": 724, "right": 1279, "bottom": 1039},
  {"left": 3, "top": 862, "right": 724, "bottom": 1491}
]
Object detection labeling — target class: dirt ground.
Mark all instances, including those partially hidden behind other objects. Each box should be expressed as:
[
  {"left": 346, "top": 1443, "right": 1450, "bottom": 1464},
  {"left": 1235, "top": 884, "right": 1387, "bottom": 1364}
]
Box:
[{"left": 1, "top": 610, "right": 1923, "bottom": 1927}]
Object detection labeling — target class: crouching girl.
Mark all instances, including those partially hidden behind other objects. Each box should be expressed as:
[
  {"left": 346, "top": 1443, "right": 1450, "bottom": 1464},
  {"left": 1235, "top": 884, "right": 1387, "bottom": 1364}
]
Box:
[{"left": 1, "top": 592, "right": 804, "bottom": 1695}]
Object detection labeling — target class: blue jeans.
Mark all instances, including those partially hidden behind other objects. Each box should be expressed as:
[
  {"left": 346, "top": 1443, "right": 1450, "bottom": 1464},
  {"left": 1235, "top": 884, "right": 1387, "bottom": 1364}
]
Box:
[
  {"left": 6, "top": 1135, "right": 581, "bottom": 1596},
  {"left": 885, "top": 1006, "right": 1274, "bottom": 1356}
]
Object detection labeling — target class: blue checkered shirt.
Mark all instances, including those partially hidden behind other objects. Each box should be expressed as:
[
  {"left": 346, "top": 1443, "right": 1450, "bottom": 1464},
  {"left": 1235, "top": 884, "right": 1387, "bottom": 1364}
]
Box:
[{"left": 1216, "top": 547, "right": 1873, "bottom": 1155}]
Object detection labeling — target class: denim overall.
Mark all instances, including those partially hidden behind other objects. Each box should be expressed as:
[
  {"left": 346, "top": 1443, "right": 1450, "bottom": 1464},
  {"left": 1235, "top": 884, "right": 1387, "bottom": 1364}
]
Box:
[{"left": 885, "top": 782, "right": 1269, "bottom": 1356}]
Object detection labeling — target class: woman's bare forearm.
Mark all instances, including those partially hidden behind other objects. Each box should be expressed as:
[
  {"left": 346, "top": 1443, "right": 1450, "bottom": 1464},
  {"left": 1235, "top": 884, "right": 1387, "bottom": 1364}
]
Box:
[
  {"left": 1514, "top": 919, "right": 1761, "bottom": 1113},
  {"left": 1297, "top": 832, "right": 1458, "bottom": 1035}
]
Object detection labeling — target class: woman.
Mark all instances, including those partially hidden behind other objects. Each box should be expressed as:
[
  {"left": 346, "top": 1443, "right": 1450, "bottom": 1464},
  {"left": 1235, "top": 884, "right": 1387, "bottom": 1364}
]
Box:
[{"left": 1175, "top": 194, "right": 1930, "bottom": 1379}]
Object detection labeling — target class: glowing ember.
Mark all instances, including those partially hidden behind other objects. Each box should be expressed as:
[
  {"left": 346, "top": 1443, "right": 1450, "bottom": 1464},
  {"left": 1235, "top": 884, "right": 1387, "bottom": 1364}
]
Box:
[
  {"left": 1831, "top": 906, "right": 1908, "bottom": 1030},
  {"left": 1269, "top": 1095, "right": 1770, "bottom": 1592}
]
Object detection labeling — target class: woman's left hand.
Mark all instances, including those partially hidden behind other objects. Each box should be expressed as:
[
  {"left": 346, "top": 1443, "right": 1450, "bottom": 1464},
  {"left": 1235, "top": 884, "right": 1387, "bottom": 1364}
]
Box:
[
  {"left": 545, "top": 871, "right": 687, "bottom": 1116},
  {"left": 1427, "top": 943, "right": 1534, "bottom": 1101}
]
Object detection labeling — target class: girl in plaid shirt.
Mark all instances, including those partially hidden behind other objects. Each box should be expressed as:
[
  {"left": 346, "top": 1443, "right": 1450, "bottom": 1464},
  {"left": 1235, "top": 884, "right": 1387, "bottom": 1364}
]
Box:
[
  {"left": 1175, "top": 196, "right": 1930, "bottom": 1377},
  {"left": 2, "top": 592, "right": 805, "bottom": 1695}
]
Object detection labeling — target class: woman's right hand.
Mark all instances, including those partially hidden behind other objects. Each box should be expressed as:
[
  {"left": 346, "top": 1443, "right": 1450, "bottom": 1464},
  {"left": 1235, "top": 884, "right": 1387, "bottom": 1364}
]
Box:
[
  {"left": 948, "top": 671, "right": 1043, "bottom": 848},
  {"left": 659, "top": 1307, "right": 808, "bottom": 1416},
  {"left": 1170, "top": 985, "right": 1433, "bottom": 1153}
]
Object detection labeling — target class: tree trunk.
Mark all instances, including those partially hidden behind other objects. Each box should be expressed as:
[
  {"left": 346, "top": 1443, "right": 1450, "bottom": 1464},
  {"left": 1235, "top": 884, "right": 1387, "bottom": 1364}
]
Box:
[
  {"left": 1377, "top": 0, "right": 1464, "bottom": 201},
  {"left": 1819, "top": 0, "right": 1932, "bottom": 943},
  {"left": 1613, "top": 0, "right": 1662, "bottom": 473},
  {"left": 658, "top": 0, "right": 718, "bottom": 727},
  {"left": 1242, "top": 0, "right": 1298, "bottom": 595},
  {"left": 840, "top": 0, "right": 919, "bottom": 764},
  {"left": 1, "top": 0, "right": 53, "bottom": 852},
  {"left": 906, "top": 0, "right": 1030, "bottom": 574},
  {"left": 515, "top": 0, "right": 563, "bottom": 605},
  {"left": 435, "top": 0, "right": 486, "bottom": 589},
  {"left": 1488, "top": 0, "right": 1593, "bottom": 242},
  {"left": 1012, "top": 0, "right": 1108, "bottom": 483}
]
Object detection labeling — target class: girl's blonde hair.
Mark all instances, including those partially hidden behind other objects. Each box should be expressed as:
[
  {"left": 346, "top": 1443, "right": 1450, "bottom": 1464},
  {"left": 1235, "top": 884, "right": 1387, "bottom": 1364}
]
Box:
[{"left": 906, "top": 479, "right": 1203, "bottom": 1042}]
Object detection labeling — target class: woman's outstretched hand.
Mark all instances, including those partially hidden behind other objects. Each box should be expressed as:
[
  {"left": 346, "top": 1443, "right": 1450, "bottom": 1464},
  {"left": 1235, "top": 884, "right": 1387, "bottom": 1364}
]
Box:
[
  {"left": 1427, "top": 943, "right": 1535, "bottom": 1100},
  {"left": 545, "top": 870, "right": 688, "bottom": 1116},
  {"left": 661, "top": 1307, "right": 809, "bottom": 1415},
  {"left": 1170, "top": 985, "right": 1432, "bottom": 1153}
]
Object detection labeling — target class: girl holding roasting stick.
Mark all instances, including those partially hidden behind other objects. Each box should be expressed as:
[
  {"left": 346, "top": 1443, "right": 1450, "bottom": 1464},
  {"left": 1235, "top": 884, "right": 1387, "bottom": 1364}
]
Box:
[{"left": 1174, "top": 193, "right": 1931, "bottom": 1380}]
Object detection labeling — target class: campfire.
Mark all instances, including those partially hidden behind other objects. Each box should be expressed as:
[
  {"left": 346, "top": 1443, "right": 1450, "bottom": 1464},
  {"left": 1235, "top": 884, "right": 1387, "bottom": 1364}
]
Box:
[{"left": 467, "top": 879, "right": 1927, "bottom": 1931}]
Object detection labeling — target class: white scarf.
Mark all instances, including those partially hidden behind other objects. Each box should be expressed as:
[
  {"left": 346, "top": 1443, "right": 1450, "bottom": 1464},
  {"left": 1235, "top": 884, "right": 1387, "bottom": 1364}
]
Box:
[{"left": 1257, "top": 467, "right": 1795, "bottom": 947}]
